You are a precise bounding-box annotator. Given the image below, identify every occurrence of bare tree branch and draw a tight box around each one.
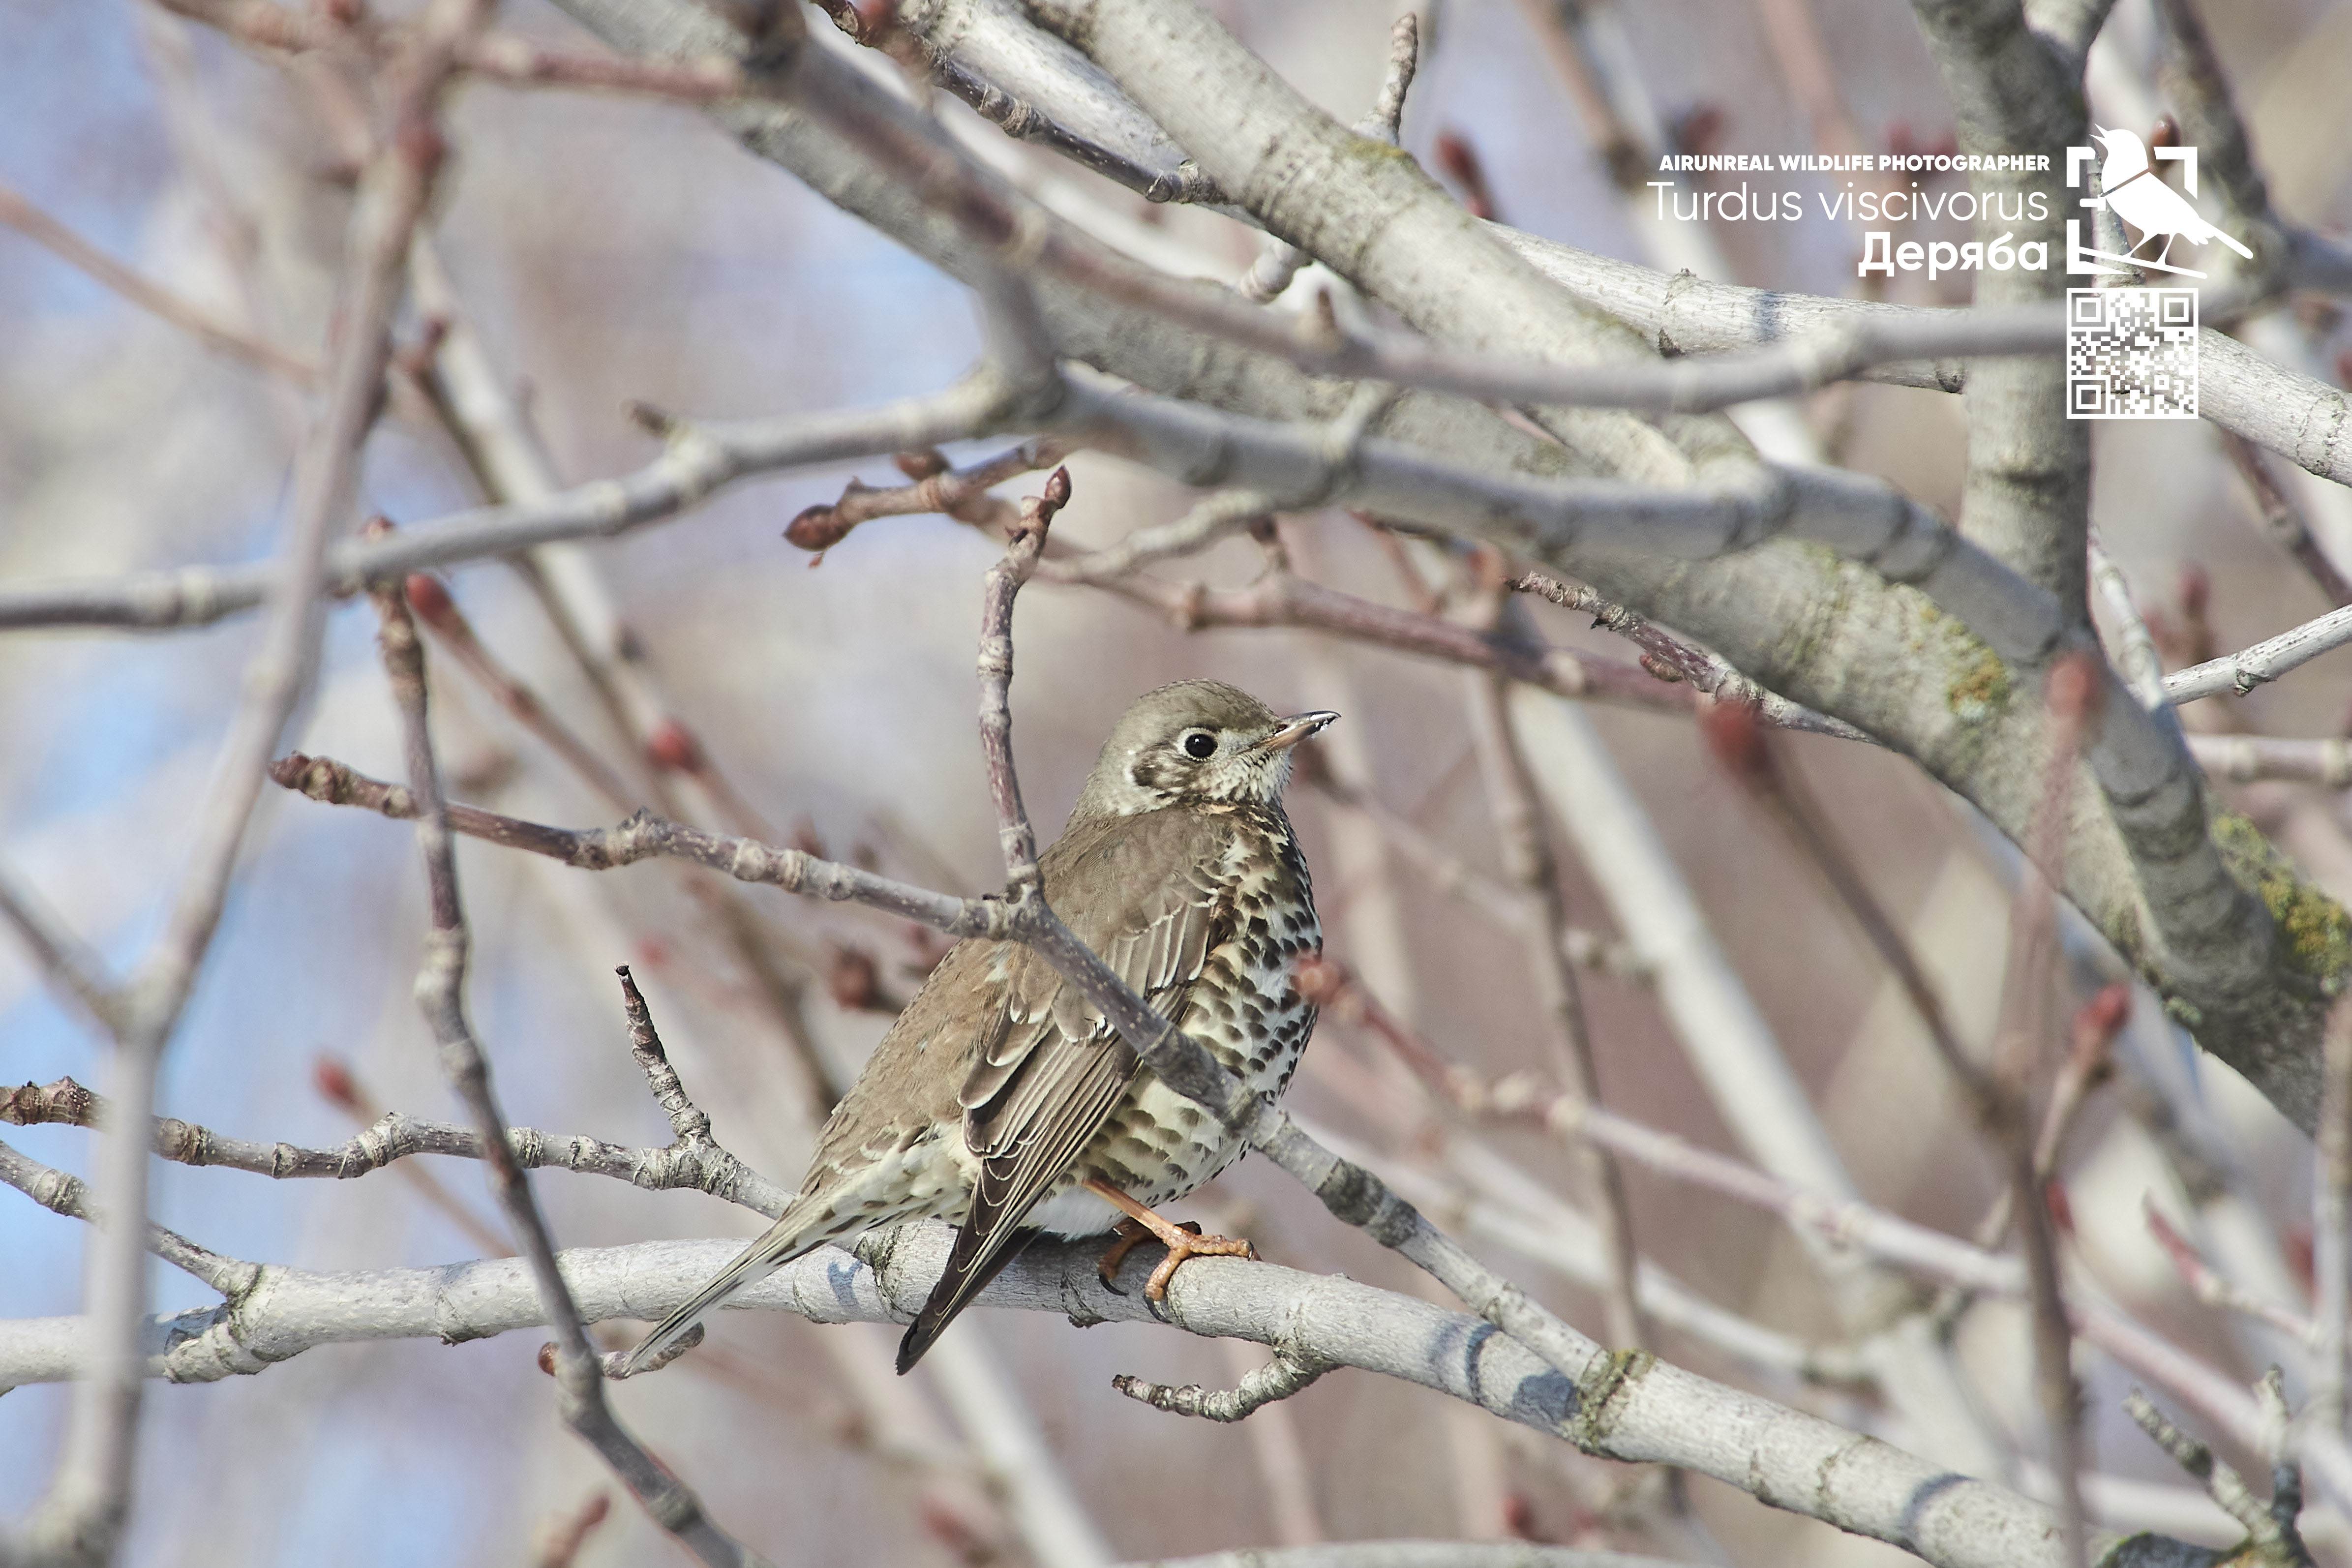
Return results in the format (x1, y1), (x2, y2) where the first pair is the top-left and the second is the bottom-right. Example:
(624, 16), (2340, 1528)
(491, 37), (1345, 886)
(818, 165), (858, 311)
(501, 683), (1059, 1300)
(368, 535), (771, 1566)
(0, 1075), (790, 1214)
(15, 7), (485, 1557)
(2165, 604), (2352, 703)
(0, 1138), (259, 1300)
(0, 178), (317, 384)
(0, 375), (1013, 631)
(1111, 1349), (1333, 1422)
(0, 1227), (2112, 1568)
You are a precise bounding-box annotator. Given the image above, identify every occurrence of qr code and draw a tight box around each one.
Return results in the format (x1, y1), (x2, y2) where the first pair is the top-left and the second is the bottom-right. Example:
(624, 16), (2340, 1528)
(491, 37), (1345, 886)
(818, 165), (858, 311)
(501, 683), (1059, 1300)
(2066, 288), (2199, 419)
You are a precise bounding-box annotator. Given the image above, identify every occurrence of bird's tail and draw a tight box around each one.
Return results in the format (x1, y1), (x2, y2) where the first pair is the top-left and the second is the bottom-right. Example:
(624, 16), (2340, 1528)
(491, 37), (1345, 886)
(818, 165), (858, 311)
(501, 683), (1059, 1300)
(617, 1206), (834, 1377)
(2216, 227), (2256, 260)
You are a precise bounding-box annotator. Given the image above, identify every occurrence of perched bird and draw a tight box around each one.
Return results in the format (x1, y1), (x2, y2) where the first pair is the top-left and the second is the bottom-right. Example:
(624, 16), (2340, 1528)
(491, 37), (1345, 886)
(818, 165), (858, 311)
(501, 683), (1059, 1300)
(2093, 126), (2255, 271)
(622, 680), (1337, 1376)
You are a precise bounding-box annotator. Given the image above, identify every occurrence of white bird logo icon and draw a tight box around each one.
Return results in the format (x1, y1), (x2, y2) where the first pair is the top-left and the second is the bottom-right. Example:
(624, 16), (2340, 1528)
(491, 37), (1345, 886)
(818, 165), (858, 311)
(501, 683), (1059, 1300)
(2090, 126), (2255, 273)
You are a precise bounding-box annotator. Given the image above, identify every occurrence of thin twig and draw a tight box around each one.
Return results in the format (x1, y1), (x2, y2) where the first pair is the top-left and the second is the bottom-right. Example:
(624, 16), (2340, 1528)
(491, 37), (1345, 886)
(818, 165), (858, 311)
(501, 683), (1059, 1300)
(532, 1492), (614, 1568)
(1508, 569), (1866, 740)
(1110, 1349), (1334, 1422)
(2166, 603), (2352, 702)
(1237, 14), (1417, 302)
(0, 867), (126, 1034)
(406, 243), (919, 1115)
(2223, 433), (2352, 608)
(1052, 489), (1277, 584)
(0, 1137), (259, 1299)
(785, 441), (1062, 553)
(0, 1074), (786, 1215)
(369, 552), (768, 1567)
(1995, 656), (2106, 1568)
(2123, 1389), (2303, 1560)
(2142, 1202), (2315, 1349)
(1464, 575), (1645, 1353)
(0, 177), (317, 384)
(1968, 985), (2128, 1254)
(976, 469), (1072, 891)
(1073, 566), (1696, 723)
(312, 1056), (514, 1256)
(0, 373), (1012, 631)
(2087, 530), (2168, 708)
(1305, 959), (2018, 1293)
(1298, 758), (1650, 983)
(400, 572), (642, 807)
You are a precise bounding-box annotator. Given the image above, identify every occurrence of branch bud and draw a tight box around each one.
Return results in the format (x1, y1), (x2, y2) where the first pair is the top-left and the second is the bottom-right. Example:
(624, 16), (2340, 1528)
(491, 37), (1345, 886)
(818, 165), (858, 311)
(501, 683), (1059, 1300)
(1697, 696), (1771, 785)
(403, 573), (456, 629)
(645, 721), (702, 773)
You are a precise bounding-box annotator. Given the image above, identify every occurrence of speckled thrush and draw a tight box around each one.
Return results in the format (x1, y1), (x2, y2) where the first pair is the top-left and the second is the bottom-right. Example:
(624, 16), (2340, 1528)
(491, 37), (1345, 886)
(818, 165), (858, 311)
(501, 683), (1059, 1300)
(621, 680), (1335, 1376)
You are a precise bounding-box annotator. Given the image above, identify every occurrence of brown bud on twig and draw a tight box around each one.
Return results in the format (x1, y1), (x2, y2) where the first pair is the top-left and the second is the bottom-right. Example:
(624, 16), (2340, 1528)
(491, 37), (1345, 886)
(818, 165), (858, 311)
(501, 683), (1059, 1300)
(893, 450), (949, 481)
(644, 721), (703, 774)
(312, 1056), (360, 1113)
(403, 573), (457, 630)
(2043, 651), (2103, 726)
(916, 1494), (995, 1566)
(1294, 286), (1345, 356)
(393, 119), (446, 180)
(827, 945), (885, 1013)
(1697, 696), (1772, 785)
(2071, 983), (2130, 1068)
(784, 502), (853, 553)
(1012, 466), (1072, 547)
(2177, 562), (2210, 621)
(1292, 952), (1346, 1008)
(2045, 1180), (2075, 1238)
(535, 1493), (612, 1568)
(2149, 115), (2179, 151)
(1501, 1493), (1553, 1543)
(1432, 130), (1497, 220)
(626, 400), (677, 438)
(1669, 104), (1725, 159)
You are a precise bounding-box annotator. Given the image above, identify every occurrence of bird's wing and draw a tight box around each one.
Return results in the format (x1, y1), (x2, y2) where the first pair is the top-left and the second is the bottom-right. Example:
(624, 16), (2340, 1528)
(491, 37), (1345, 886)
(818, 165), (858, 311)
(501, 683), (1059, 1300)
(620, 936), (1013, 1376)
(895, 808), (1235, 1370)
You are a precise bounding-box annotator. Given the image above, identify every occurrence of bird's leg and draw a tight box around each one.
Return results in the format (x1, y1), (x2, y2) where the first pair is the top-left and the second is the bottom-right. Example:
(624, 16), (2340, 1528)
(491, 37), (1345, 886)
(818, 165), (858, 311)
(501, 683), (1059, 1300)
(1083, 1179), (1259, 1300)
(1094, 1219), (1161, 1291)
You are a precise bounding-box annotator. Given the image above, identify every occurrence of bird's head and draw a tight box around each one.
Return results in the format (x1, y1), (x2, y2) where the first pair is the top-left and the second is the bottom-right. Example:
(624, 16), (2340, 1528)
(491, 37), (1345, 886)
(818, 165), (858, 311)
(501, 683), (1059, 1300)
(1072, 680), (1338, 817)
(2092, 126), (2151, 178)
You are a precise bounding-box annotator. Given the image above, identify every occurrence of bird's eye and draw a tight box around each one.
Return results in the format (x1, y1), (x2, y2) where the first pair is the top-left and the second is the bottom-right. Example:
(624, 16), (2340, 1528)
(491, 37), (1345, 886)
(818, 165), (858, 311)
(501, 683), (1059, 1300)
(1181, 730), (1217, 760)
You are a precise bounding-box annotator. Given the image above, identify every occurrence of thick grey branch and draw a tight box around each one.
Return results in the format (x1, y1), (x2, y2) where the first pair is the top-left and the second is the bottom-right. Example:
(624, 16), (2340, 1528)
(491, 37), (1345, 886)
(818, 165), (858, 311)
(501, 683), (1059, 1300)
(0, 1230), (2108, 1568)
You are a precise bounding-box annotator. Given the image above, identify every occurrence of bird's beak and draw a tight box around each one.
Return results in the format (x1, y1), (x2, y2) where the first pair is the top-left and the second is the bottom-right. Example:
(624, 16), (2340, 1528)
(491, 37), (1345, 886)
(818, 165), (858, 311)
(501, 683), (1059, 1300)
(1255, 711), (1341, 753)
(2090, 128), (2108, 149)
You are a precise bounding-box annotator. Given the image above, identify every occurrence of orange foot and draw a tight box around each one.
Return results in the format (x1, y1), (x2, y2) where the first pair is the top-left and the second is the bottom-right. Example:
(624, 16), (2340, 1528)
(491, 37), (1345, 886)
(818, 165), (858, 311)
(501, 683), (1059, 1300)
(1083, 1179), (1259, 1300)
